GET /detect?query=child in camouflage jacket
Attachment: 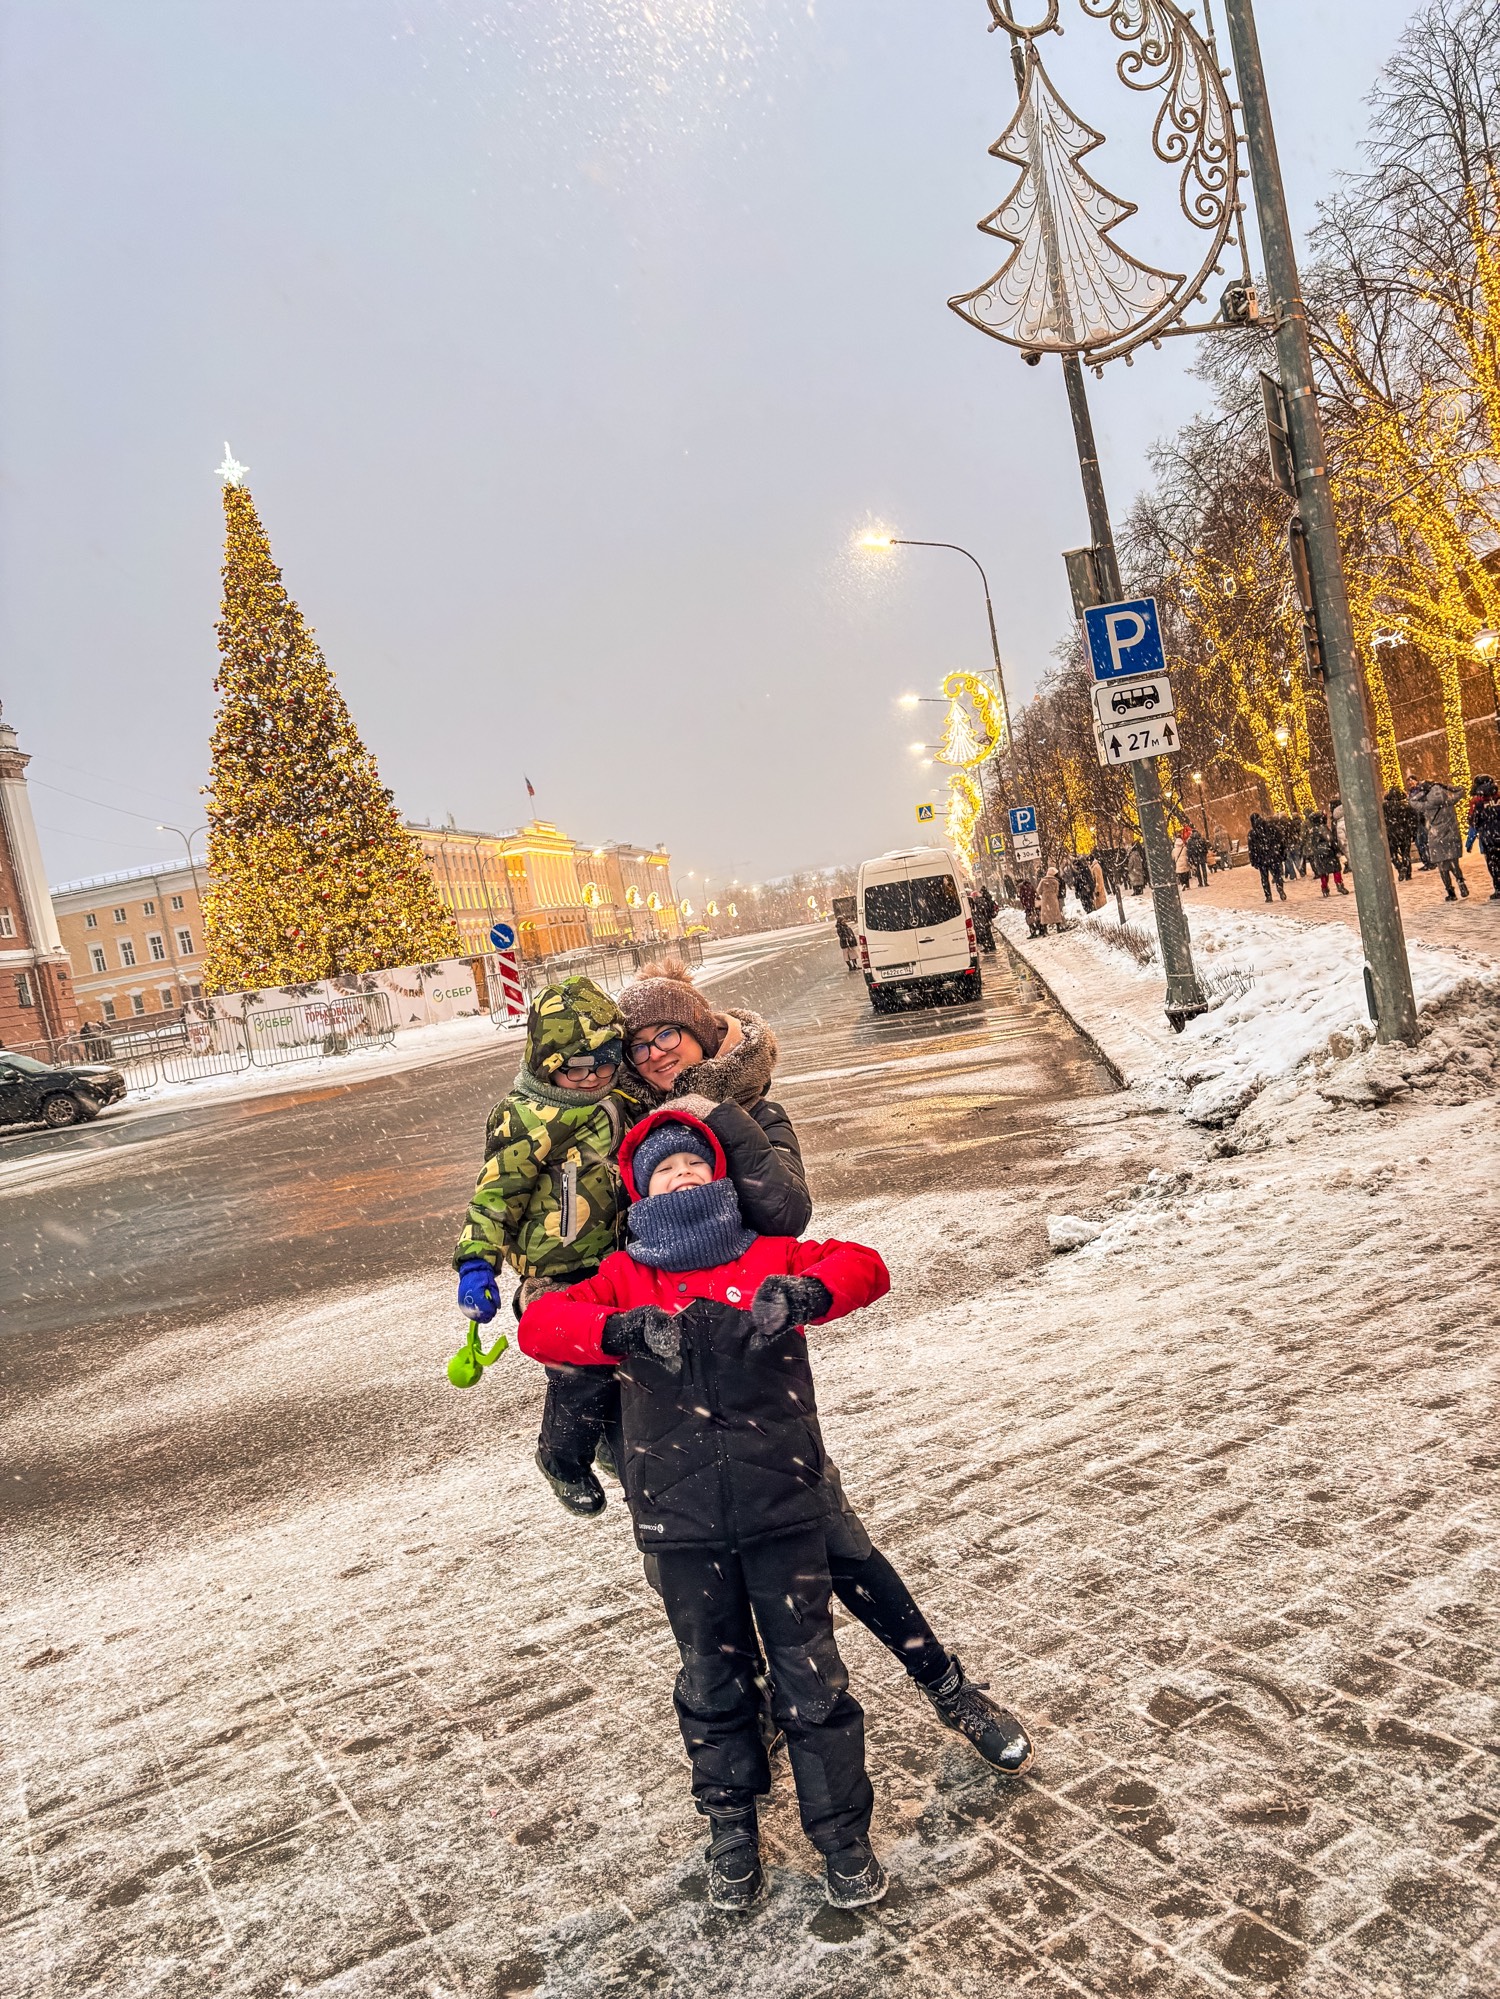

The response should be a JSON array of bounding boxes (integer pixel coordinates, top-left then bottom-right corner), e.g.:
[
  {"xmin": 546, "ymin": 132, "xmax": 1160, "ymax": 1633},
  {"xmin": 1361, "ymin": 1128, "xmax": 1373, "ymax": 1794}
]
[{"xmin": 453, "ymin": 977, "xmax": 627, "ymax": 1513}]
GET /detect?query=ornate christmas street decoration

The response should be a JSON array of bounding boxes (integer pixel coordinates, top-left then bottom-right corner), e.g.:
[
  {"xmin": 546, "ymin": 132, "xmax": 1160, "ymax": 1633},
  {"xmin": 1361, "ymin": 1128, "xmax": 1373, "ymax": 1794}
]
[
  {"xmin": 934, "ymin": 670, "xmax": 1008, "ymax": 871},
  {"xmin": 949, "ymin": 0, "xmax": 1248, "ymax": 368}
]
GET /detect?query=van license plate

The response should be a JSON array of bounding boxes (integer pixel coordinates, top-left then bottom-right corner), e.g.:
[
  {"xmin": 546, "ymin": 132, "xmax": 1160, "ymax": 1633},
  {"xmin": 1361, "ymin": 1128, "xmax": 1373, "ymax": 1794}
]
[{"xmin": 874, "ymin": 964, "xmax": 914, "ymax": 980}]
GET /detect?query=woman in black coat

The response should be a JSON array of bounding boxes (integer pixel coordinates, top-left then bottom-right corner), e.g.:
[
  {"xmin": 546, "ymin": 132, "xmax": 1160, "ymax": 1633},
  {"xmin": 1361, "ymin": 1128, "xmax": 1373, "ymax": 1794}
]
[{"xmin": 613, "ymin": 956, "xmax": 1030, "ymax": 1773}]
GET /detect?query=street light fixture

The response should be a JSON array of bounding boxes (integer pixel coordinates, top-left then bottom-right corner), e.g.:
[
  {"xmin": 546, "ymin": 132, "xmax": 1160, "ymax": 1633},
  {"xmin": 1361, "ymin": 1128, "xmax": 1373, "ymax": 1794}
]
[{"xmin": 157, "ymin": 823, "xmax": 208, "ymax": 898}]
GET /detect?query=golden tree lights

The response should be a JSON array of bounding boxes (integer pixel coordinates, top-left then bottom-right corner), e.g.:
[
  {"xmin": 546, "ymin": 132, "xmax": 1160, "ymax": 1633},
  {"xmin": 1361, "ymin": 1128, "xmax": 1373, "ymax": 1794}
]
[
  {"xmin": 935, "ymin": 670, "xmax": 1006, "ymax": 871},
  {"xmin": 202, "ymin": 476, "xmax": 459, "ymax": 992}
]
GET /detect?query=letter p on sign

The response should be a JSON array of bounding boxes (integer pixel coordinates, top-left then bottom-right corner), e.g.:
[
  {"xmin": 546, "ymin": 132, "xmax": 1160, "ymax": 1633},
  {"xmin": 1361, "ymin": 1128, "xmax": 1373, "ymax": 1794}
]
[{"xmin": 1084, "ymin": 596, "xmax": 1166, "ymax": 682}]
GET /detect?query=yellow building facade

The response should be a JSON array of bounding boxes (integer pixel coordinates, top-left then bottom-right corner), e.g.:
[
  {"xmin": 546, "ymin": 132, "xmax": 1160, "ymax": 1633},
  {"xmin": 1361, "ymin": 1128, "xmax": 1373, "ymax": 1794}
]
[{"xmin": 408, "ymin": 821, "xmax": 679, "ymax": 962}]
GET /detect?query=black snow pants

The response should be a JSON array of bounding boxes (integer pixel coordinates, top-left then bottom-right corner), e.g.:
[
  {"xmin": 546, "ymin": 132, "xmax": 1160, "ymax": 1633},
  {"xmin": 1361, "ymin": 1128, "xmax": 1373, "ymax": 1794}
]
[
  {"xmin": 537, "ymin": 1364, "xmax": 620, "ymax": 1478},
  {"xmin": 656, "ymin": 1527, "xmax": 874, "ymax": 1855},
  {"xmin": 1256, "ymin": 863, "xmax": 1284, "ymax": 901},
  {"xmin": 1482, "ymin": 844, "xmax": 1500, "ymax": 895}
]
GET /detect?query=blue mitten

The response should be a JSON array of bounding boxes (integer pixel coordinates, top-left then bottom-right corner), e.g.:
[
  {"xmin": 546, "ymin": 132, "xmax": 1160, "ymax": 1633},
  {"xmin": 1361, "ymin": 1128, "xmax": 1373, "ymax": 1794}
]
[{"xmin": 457, "ymin": 1258, "xmax": 502, "ymax": 1324}]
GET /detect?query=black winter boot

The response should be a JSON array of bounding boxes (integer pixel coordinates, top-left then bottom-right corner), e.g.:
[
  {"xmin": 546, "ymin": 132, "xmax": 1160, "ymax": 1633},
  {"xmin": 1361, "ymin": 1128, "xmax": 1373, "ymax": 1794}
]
[
  {"xmin": 705, "ymin": 1808, "xmax": 765, "ymax": 1912},
  {"xmin": 533, "ymin": 1449, "xmax": 605, "ymax": 1517},
  {"xmin": 924, "ymin": 1658, "xmax": 1035, "ymax": 1774},
  {"xmin": 824, "ymin": 1836, "xmax": 887, "ymax": 1909},
  {"xmin": 593, "ymin": 1434, "xmax": 619, "ymax": 1482}
]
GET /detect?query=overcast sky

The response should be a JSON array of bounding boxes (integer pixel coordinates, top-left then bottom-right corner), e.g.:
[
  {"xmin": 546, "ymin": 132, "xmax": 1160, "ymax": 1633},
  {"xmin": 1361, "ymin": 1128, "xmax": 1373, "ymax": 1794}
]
[{"xmin": 2, "ymin": 0, "xmax": 1422, "ymax": 888}]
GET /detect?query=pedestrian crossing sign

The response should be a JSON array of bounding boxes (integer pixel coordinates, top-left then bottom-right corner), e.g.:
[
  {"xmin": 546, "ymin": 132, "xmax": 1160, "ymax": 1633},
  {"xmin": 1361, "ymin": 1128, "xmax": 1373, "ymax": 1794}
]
[
  {"xmin": 916, "ymin": 802, "xmax": 935, "ymax": 824},
  {"xmin": 987, "ymin": 834, "xmax": 1005, "ymax": 855}
]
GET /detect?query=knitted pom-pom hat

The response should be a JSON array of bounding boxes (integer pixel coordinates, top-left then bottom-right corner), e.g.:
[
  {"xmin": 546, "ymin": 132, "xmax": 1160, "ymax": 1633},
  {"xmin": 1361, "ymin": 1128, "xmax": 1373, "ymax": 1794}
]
[
  {"xmin": 620, "ymin": 957, "xmax": 725, "ymax": 1059},
  {"xmin": 630, "ymin": 1116, "xmax": 717, "ymax": 1194}
]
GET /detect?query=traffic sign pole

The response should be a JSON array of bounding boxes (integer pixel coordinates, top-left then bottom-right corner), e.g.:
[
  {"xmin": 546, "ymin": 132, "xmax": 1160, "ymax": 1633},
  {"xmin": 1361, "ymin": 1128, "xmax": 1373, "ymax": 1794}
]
[
  {"xmin": 488, "ymin": 922, "xmax": 526, "ymax": 1022},
  {"xmin": 1063, "ymin": 362, "xmax": 1206, "ymax": 1026},
  {"xmin": 1222, "ymin": 0, "xmax": 1418, "ymax": 1047}
]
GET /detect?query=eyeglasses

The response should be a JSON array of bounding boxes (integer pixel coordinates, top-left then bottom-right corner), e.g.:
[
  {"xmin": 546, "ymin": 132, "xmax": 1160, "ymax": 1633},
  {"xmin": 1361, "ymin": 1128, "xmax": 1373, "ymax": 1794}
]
[
  {"xmin": 559, "ymin": 1048, "xmax": 620, "ymax": 1080},
  {"xmin": 628, "ymin": 1026, "xmax": 682, "ymax": 1063}
]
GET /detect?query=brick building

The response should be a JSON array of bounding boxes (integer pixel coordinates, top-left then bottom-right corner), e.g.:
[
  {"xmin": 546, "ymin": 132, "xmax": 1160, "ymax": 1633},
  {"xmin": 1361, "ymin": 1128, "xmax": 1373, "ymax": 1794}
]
[
  {"xmin": 52, "ymin": 861, "xmax": 206, "ymax": 1026},
  {"xmin": 0, "ymin": 704, "xmax": 79, "ymax": 1046},
  {"xmin": 408, "ymin": 819, "xmax": 680, "ymax": 961}
]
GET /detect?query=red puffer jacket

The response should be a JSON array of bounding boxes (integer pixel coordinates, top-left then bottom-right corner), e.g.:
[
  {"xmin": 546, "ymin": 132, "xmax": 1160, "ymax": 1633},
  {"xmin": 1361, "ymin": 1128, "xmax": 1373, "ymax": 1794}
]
[{"xmin": 519, "ymin": 1109, "xmax": 890, "ymax": 1548}]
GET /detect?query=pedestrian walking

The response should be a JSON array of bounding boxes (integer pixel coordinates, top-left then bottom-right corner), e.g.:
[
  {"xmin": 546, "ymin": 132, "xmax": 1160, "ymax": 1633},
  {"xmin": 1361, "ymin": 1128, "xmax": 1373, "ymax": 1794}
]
[
  {"xmin": 1172, "ymin": 829, "xmax": 1191, "ymax": 889},
  {"xmin": 1280, "ymin": 815, "xmax": 1304, "ymax": 879},
  {"xmin": 834, "ymin": 910, "xmax": 860, "ymax": 972},
  {"xmin": 1383, "ymin": 785, "xmax": 1418, "ymax": 881},
  {"xmin": 1187, "ymin": 826, "xmax": 1210, "ymax": 888},
  {"xmin": 1016, "ymin": 875, "xmax": 1040, "ymax": 934},
  {"xmin": 1304, "ymin": 812, "xmax": 1349, "ymax": 896},
  {"xmin": 1036, "ymin": 866, "xmax": 1063, "ymax": 932},
  {"xmin": 1467, "ymin": 775, "xmax": 1500, "ymax": 898},
  {"xmin": 1126, "ymin": 842, "xmax": 1148, "ymax": 896},
  {"xmin": 970, "ymin": 881, "xmax": 998, "ymax": 954},
  {"xmin": 1410, "ymin": 782, "xmax": 1433, "ymax": 868},
  {"xmin": 613, "ymin": 958, "xmax": 1031, "ymax": 1781},
  {"xmin": 1415, "ymin": 780, "xmax": 1469, "ymax": 900},
  {"xmin": 1247, "ymin": 812, "xmax": 1286, "ymax": 902},
  {"xmin": 1090, "ymin": 853, "xmax": 1107, "ymax": 909}
]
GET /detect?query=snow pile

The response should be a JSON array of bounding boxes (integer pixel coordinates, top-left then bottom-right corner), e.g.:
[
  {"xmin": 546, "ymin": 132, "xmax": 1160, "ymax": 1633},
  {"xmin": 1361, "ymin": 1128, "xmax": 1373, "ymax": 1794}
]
[{"xmin": 1068, "ymin": 905, "xmax": 1500, "ymax": 1125}]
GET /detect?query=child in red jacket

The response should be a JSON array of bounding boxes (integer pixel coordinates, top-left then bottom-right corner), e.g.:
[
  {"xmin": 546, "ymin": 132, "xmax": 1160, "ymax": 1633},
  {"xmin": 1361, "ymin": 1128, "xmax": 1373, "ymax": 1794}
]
[{"xmin": 519, "ymin": 1107, "xmax": 891, "ymax": 1915}]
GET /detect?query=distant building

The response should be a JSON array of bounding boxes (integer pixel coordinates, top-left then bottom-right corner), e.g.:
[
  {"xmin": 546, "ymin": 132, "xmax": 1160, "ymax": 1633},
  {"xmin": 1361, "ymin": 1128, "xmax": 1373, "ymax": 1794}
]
[
  {"xmin": 51, "ymin": 860, "xmax": 206, "ymax": 1026},
  {"xmin": 408, "ymin": 819, "xmax": 679, "ymax": 961},
  {"xmin": 0, "ymin": 704, "xmax": 79, "ymax": 1044}
]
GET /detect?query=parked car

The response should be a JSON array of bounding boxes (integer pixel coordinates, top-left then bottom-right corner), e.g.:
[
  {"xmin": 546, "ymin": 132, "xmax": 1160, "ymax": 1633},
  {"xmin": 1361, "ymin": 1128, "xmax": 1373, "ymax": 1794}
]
[
  {"xmin": 0, "ymin": 1050, "xmax": 127, "ymax": 1129},
  {"xmin": 856, "ymin": 846, "xmax": 982, "ymax": 1012}
]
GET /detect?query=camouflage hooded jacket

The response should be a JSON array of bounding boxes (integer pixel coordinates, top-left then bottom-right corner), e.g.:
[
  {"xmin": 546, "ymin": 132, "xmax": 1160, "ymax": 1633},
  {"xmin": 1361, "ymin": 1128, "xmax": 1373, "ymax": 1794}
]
[{"xmin": 453, "ymin": 978, "xmax": 627, "ymax": 1285}]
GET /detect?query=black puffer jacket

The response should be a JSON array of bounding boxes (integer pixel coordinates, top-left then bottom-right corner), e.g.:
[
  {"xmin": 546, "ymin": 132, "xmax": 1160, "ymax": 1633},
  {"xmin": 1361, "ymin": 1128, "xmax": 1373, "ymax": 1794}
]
[
  {"xmin": 616, "ymin": 1008, "xmax": 811, "ymax": 1237},
  {"xmin": 1247, "ymin": 815, "xmax": 1278, "ymax": 868}
]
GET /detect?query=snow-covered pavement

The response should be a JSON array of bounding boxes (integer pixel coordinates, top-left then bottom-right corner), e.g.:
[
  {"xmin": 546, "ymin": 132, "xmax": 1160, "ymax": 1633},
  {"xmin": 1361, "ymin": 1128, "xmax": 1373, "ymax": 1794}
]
[{"xmin": 4, "ymin": 929, "xmax": 1499, "ymax": 1998}]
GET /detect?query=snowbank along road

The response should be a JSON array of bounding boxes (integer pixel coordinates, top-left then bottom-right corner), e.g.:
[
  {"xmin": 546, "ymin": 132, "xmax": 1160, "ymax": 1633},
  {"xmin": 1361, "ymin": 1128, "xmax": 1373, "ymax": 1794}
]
[{"xmin": 3, "ymin": 926, "xmax": 1498, "ymax": 1997}]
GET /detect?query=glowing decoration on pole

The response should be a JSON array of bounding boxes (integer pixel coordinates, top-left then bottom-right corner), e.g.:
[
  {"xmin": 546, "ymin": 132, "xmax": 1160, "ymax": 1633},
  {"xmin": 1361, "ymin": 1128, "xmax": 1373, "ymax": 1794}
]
[{"xmin": 934, "ymin": 669, "xmax": 1009, "ymax": 870}]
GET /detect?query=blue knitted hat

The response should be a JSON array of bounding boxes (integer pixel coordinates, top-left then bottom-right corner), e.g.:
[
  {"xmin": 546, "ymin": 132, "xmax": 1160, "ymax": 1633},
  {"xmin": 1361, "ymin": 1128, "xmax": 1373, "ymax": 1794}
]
[{"xmin": 631, "ymin": 1117, "xmax": 716, "ymax": 1194}]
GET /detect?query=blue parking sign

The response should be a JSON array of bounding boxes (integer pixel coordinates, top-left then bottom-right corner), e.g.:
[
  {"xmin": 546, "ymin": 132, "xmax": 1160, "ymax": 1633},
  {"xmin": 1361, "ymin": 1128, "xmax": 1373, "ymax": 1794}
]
[
  {"xmin": 1008, "ymin": 806, "xmax": 1037, "ymax": 837},
  {"xmin": 1084, "ymin": 597, "xmax": 1166, "ymax": 681}
]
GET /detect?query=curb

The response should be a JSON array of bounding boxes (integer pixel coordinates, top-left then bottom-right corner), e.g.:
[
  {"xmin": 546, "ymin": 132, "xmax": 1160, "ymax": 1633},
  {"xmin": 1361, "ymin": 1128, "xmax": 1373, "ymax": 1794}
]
[{"xmin": 999, "ymin": 928, "xmax": 1128, "ymax": 1089}]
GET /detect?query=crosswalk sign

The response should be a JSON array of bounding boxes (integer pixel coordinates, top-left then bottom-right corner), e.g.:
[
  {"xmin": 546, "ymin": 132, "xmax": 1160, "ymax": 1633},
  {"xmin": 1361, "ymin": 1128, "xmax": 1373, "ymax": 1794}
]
[
  {"xmin": 987, "ymin": 834, "xmax": 1005, "ymax": 855},
  {"xmin": 916, "ymin": 802, "xmax": 935, "ymax": 824}
]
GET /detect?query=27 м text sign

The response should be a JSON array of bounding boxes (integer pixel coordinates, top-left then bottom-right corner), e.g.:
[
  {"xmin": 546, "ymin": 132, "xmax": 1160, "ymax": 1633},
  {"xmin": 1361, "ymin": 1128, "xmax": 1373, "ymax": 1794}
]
[{"xmin": 1083, "ymin": 596, "xmax": 1166, "ymax": 682}]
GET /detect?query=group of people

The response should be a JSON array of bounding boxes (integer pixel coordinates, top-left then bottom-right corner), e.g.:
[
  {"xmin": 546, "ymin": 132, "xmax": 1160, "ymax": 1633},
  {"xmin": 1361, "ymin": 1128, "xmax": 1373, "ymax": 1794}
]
[
  {"xmin": 1245, "ymin": 807, "xmax": 1350, "ymax": 901},
  {"xmin": 1014, "ymin": 852, "xmax": 1109, "ymax": 935},
  {"xmin": 451, "ymin": 960, "xmax": 1032, "ymax": 1914},
  {"xmin": 1170, "ymin": 823, "xmax": 1220, "ymax": 889},
  {"xmin": 1384, "ymin": 776, "xmax": 1500, "ymax": 902}
]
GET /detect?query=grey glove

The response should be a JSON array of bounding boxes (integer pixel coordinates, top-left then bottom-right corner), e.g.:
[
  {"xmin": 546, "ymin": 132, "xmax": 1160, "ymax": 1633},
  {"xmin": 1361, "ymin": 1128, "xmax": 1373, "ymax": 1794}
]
[
  {"xmin": 601, "ymin": 1305, "xmax": 682, "ymax": 1372},
  {"xmin": 749, "ymin": 1274, "xmax": 833, "ymax": 1345}
]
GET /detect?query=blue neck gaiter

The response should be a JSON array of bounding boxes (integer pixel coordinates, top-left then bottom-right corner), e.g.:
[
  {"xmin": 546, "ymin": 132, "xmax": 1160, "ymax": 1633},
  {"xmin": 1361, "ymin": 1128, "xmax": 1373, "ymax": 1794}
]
[{"xmin": 627, "ymin": 1177, "xmax": 756, "ymax": 1272}]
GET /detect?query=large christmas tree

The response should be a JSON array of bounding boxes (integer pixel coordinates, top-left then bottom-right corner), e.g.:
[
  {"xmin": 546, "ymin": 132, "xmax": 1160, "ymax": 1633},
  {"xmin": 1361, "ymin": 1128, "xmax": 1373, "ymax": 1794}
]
[{"xmin": 202, "ymin": 452, "xmax": 459, "ymax": 992}]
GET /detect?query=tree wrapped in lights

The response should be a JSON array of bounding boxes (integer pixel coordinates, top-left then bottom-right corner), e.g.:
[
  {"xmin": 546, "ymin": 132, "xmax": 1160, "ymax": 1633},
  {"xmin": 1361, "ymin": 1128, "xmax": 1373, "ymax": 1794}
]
[{"xmin": 202, "ymin": 456, "xmax": 459, "ymax": 992}]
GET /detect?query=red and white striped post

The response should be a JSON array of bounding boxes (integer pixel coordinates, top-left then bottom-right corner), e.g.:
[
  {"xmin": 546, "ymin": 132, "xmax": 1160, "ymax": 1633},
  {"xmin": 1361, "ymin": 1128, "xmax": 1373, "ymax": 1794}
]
[{"xmin": 489, "ymin": 922, "xmax": 526, "ymax": 1022}]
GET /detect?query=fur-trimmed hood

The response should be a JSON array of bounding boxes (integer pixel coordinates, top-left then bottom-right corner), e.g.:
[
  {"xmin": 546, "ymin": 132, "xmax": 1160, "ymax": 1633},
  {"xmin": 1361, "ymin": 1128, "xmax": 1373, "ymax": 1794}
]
[{"xmin": 626, "ymin": 1007, "xmax": 779, "ymax": 1111}]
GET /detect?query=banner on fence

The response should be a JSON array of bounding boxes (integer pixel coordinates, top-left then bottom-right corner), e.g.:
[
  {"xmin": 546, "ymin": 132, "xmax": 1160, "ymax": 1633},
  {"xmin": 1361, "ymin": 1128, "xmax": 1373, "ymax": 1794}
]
[{"xmin": 188, "ymin": 958, "xmax": 484, "ymax": 1038}]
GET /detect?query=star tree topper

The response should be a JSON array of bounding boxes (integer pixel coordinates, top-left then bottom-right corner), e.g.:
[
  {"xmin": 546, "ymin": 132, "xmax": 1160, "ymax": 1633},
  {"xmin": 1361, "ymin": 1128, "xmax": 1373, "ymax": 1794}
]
[{"xmin": 216, "ymin": 443, "xmax": 250, "ymax": 489}]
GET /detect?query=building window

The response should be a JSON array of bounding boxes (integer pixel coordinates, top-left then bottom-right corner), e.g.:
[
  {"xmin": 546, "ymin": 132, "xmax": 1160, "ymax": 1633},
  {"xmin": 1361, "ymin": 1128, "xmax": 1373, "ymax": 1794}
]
[
  {"xmin": 170, "ymin": 895, "xmax": 184, "ymax": 912},
  {"xmin": 90, "ymin": 947, "xmax": 107, "ymax": 973},
  {"xmin": 131, "ymin": 993, "xmax": 146, "ymax": 1016},
  {"xmin": 15, "ymin": 972, "xmax": 35, "ymax": 1008},
  {"xmin": 113, "ymin": 907, "xmax": 127, "ymax": 923},
  {"xmin": 148, "ymin": 934, "xmax": 167, "ymax": 961},
  {"xmin": 101, "ymin": 999, "xmax": 117, "ymax": 1022},
  {"xmin": 85, "ymin": 912, "xmax": 98, "ymax": 930},
  {"xmin": 160, "ymin": 988, "xmax": 175, "ymax": 1009},
  {"xmin": 176, "ymin": 928, "xmax": 194, "ymax": 955},
  {"xmin": 142, "ymin": 900, "xmax": 156, "ymax": 915},
  {"xmin": 0, "ymin": 910, "xmax": 14, "ymax": 938},
  {"xmin": 190, "ymin": 982, "xmax": 202, "ymax": 998},
  {"xmin": 119, "ymin": 940, "xmax": 136, "ymax": 968}
]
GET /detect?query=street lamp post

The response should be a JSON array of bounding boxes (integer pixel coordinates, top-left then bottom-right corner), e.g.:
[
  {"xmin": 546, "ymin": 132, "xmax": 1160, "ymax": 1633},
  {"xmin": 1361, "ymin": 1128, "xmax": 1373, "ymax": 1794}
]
[
  {"xmin": 157, "ymin": 823, "xmax": 207, "ymax": 899},
  {"xmin": 1220, "ymin": 0, "xmax": 1418, "ymax": 1046},
  {"xmin": 865, "ymin": 534, "xmax": 1014, "ymax": 856}
]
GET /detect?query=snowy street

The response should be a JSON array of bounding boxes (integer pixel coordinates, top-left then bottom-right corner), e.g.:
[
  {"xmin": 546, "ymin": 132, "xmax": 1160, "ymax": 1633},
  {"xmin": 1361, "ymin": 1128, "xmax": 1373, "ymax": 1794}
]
[{"xmin": 5, "ymin": 922, "xmax": 1500, "ymax": 1997}]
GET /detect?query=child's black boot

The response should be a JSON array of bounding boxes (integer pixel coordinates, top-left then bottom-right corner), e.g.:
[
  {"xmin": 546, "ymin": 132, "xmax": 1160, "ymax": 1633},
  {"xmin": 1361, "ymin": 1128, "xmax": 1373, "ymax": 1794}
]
[
  {"xmin": 533, "ymin": 1448, "xmax": 605, "ymax": 1517},
  {"xmin": 704, "ymin": 1806, "xmax": 765, "ymax": 1912},
  {"xmin": 824, "ymin": 1836, "xmax": 887, "ymax": 1909},
  {"xmin": 924, "ymin": 1657, "xmax": 1034, "ymax": 1774}
]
